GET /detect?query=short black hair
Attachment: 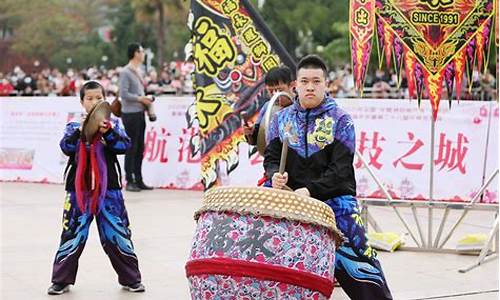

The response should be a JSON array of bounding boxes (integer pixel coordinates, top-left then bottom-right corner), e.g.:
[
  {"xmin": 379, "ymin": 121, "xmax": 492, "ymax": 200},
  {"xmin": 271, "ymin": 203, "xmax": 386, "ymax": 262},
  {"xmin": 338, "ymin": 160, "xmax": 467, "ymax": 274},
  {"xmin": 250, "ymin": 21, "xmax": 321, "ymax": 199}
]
[
  {"xmin": 264, "ymin": 66, "xmax": 294, "ymax": 86},
  {"xmin": 79, "ymin": 80, "xmax": 106, "ymax": 101},
  {"xmin": 297, "ymin": 54, "xmax": 328, "ymax": 78},
  {"xmin": 127, "ymin": 43, "xmax": 142, "ymax": 60}
]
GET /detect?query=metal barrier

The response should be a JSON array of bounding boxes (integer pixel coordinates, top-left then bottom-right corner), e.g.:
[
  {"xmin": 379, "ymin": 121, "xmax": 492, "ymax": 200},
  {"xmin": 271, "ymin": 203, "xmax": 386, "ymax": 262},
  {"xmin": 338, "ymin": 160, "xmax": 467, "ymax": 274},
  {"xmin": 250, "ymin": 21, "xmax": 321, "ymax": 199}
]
[{"xmin": 355, "ymin": 100, "xmax": 498, "ymax": 272}]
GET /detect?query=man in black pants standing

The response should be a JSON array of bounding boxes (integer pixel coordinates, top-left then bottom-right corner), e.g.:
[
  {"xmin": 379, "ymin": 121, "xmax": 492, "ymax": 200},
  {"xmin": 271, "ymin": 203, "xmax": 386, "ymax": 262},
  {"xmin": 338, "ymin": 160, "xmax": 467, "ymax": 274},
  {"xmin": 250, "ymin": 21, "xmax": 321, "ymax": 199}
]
[{"xmin": 119, "ymin": 43, "xmax": 154, "ymax": 192}]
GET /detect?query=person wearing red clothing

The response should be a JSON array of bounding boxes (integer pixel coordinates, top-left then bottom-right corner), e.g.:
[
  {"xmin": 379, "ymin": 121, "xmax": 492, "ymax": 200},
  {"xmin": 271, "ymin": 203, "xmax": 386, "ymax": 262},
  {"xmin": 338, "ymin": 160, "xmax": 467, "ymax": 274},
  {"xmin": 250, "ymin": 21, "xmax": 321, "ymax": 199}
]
[{"xmin": 0, "ymin": 78, "xmax": 14, "ymax": 96}]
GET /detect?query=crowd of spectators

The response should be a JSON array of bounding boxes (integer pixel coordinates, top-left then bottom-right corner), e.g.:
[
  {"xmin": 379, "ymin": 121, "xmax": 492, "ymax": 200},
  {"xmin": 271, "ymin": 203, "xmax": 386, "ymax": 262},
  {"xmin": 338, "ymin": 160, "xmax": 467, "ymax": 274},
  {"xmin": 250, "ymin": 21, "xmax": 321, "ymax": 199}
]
[
  {"xmin": 0, "ymin": 61, "xmax": 496, "ymax": 101},
  {"xmin": 0, "ymin": 61, "xmax": 195, "ymax": 97}
]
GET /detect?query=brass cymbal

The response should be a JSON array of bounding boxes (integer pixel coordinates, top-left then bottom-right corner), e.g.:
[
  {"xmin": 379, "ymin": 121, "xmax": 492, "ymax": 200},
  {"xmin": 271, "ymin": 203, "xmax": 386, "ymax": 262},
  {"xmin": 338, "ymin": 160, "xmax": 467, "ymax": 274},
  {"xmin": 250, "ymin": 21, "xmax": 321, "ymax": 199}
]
[
  {"xmin": 82, "ymin": 101, "xmax": 111, "ymax": 141},
  {"xmin": 256, "ymin": 91, "xmax": 293, "ymax": 156}
]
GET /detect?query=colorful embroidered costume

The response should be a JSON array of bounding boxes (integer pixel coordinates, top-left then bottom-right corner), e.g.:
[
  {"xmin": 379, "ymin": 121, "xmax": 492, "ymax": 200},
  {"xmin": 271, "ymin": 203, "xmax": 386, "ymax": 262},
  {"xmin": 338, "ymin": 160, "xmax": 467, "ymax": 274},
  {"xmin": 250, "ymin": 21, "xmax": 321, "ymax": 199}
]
[{"xmin": 51, "ymin": 119, "xmax": 142, "ymax": 287}]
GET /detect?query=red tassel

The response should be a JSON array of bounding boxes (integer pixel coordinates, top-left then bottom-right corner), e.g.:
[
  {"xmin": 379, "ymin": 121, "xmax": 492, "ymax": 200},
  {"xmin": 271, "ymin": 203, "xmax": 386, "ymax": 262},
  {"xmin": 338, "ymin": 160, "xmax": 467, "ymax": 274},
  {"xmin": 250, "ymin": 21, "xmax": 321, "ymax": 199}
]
[
  {"xmin": 89, "ymin": 134, "xmax": 101, "ymax": 215},
  {"xmin": 75, "ymin": 141, "xmax": 87, "ymax": 213},
  {"xmin": 75, "ymin": 132, "xmax": 106, "ymax": 215}
]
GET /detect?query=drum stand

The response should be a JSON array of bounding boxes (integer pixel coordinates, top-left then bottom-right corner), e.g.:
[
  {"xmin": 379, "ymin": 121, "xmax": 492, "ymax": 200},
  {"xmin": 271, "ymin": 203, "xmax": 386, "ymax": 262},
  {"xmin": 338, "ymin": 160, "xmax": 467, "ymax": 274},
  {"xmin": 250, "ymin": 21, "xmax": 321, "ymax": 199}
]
[
  {"xmin": 358, "ymin": 143, "xmax": 499, "ymax": 269},
  {"xmin": 357, "ymin": 103, "xmax": 498, "ymax": 273},
  {"xmin": 455, "ymin": 102, "xmax": 499, "ymax": 272},
  {"xmin": 458, "ymin": 212, "xmax": 498, "ymax": 273}
]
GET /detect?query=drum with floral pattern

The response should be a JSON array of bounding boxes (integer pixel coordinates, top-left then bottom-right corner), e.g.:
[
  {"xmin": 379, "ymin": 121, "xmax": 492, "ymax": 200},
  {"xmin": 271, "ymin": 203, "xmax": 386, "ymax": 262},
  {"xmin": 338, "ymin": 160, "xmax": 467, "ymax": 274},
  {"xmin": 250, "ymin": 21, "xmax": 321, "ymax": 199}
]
[{"xmin": 185, "ymin": 209, "xmax": 337, "ymax": 299}]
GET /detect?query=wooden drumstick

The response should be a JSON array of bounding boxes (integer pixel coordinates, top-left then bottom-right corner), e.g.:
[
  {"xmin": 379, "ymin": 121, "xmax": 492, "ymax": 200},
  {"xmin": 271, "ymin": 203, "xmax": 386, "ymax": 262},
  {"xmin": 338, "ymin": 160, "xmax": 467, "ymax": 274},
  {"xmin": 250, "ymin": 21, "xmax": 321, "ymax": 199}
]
[
  {"xmin": 279, "ymin": 136, "xmax": 293, "ymax": 191},
  {"xmin": 279, "ymin": 136, "xmax": 288, "ymax": 174}
]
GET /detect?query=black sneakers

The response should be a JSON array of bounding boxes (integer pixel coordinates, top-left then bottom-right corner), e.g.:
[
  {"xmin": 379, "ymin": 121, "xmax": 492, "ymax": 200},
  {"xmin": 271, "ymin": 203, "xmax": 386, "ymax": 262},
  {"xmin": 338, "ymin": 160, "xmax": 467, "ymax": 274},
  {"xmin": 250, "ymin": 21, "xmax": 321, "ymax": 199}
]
[
  {"xmin": 137, "ymin": 181, "xmax": 154, "ymax": 190},
  {"xmin": 122, "ymin": 282, "xmax": 146, "ymax": 292},
  {"xmin": 47, "ymin": 283, "xmax": 70, "ymax": 295},
  {"xmin": 47, "ymin": 282, "xmax": 145, "ymax": 294},
  {"xmin": 126, "ymin": 181, "xmax": 153, "ymax": 191},
  {"xmin": 126, "ymin": 182, "xmax": 141, "ymax": 192}
]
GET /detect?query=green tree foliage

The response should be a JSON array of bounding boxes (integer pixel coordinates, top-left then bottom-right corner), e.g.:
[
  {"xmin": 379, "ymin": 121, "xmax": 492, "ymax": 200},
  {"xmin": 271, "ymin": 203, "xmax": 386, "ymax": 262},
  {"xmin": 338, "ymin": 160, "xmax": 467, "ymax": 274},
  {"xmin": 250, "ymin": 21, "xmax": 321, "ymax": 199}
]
[
  {"xmin": 2, "ymin": 0, "xmax": 116, "ymax": 70},
  {"xmin": 109, "ymin": 0, "xmax": 157, "ymax": 66},
  {"xmin": 2, "ymin": 0, "xmax": 191, "ymax": 70},
  {"xmin": 0, "ymin": 0, "xmax": 19, "ymax": 39},
  {"xmin": 258, "ymin": 0, "xmax": 350, "ymax": 66},
  {"xmin": 130, "ymin": 0, "xmax": 189, "ymax": 67}
]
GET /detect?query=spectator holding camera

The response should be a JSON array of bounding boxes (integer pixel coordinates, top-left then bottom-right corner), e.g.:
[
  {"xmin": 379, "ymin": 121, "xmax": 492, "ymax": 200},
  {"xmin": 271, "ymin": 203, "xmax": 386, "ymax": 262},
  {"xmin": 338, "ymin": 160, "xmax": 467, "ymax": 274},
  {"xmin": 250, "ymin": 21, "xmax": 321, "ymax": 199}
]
[{"xmin": 119, "ymin": 42, "xmax": 156, "ymax": 192}]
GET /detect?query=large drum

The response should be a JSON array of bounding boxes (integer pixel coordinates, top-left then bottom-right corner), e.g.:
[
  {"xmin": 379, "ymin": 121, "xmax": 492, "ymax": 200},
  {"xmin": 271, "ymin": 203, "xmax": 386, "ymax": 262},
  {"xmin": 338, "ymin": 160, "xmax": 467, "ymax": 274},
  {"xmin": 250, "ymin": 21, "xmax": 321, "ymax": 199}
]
[{"xmin": 185, "ymin": 187, "xmax": 343, "ymax": 299}]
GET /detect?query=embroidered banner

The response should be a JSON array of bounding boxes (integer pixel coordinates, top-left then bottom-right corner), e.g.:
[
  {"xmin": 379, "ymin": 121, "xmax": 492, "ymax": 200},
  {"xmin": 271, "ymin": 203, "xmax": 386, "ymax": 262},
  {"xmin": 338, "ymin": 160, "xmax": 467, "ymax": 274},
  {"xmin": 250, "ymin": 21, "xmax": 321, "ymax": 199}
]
[
  {"xmin": 186, "ymin": 0, "xmax": 295, "ymax": 189},
  {"xmin": 350, "ymin": 0, "xmax": 497, "ymax": 119},
  {"xmin": 350, "ymin": 0, "xmax": 376, "ymax": 94}
]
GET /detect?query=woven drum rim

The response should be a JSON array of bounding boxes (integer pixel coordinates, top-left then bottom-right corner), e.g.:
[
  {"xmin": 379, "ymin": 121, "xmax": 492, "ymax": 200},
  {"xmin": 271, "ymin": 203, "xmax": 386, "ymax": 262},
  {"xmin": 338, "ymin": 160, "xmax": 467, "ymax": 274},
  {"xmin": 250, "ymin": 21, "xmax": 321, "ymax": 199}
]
[{"xmin": 194, "ymin": 186, "xmax": 344, "ymax": 247}]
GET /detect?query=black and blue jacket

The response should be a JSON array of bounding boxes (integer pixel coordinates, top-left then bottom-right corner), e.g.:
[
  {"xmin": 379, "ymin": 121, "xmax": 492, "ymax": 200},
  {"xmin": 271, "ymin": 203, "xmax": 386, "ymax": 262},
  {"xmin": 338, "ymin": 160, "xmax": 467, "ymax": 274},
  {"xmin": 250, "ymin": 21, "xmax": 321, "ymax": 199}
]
[{"xmin": 264, "ymin": 96, "xmax": 356, "ymax": 201}]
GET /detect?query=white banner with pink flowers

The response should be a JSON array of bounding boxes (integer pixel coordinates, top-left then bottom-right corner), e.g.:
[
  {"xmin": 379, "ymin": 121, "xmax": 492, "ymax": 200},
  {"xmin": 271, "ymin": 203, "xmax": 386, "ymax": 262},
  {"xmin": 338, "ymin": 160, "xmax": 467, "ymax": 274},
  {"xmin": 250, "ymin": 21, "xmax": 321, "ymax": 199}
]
[
  {"xmin": 344, "ymin": 99, "xmax": 498, "ymax": 203},
  {"xmin": 0, "ymin": 97, "xmax": 497, "ymax": 203},
  {"xmin": 0, "ymin": 97, "xmax": 204, "ymax": 190}
]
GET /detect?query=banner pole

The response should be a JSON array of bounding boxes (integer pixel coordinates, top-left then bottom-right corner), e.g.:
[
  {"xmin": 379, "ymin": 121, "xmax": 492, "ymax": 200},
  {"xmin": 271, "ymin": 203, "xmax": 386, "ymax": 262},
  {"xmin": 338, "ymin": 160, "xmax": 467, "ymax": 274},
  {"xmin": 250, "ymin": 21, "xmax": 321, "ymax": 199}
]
[
  {"xmin": 480, "ymin": 102, "xmax": 493, "ymax": 201},
  {"xmin": 428, "ymin": 109, "xmax": 436, "ymax": 248}
]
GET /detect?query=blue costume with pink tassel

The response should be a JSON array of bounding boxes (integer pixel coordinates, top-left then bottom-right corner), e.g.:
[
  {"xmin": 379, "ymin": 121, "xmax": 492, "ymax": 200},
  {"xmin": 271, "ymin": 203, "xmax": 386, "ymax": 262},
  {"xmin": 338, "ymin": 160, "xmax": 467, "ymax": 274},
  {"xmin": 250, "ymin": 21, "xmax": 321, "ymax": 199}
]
[{"xmin": 51, "ymin": 119, "xmax": 142, "ymax": 287}]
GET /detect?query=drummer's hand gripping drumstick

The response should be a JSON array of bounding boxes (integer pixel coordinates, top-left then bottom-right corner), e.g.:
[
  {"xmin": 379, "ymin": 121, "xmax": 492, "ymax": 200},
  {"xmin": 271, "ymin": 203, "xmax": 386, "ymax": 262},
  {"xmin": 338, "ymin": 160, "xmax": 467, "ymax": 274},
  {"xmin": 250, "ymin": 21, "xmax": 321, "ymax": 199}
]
[{"xmin": 279, "ymin": 136, "xmax": 293, "ymax": 191}]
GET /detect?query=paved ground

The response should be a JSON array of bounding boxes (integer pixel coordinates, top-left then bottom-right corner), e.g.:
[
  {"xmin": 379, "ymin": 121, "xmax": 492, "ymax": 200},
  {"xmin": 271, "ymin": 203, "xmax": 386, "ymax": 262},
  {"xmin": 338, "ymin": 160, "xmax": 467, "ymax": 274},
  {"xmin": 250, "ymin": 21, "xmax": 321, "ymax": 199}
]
[{"xmin": 1, "ymin": 182, "xmax": 498, "ymax": 299}]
